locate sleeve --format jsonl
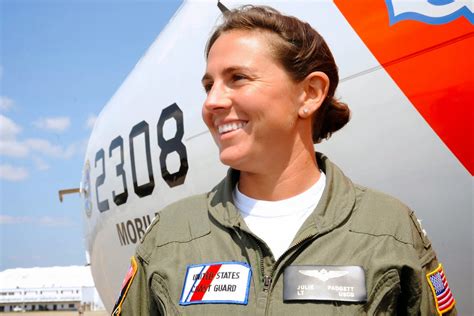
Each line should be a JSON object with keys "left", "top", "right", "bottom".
{"left": 408, "top": 211, "right": 457, "bottom": 315}
{"left": 111, "top": 256, "right": 161, "bottom": 316}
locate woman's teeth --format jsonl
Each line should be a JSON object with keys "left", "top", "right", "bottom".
{"left": 218, "top": 122, "right": 247, "bottom": 134}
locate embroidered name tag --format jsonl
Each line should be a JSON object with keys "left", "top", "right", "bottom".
{"left": 179, "top": 262, "right": 252, "bottom": 305}
{"left": 284, "top": 265, "right": 367, "bottom": 302}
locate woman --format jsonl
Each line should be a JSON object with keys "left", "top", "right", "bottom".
{"left": 113, "top": 5, "right": 455, "bottom": 315}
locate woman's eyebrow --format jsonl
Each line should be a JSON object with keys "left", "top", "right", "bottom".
{"left": 202, "top": 66, "right": 253, "bottom": 83}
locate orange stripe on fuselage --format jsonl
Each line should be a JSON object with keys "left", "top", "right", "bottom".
{"left": 334, "top": 0, "right": 473, "bottom": 175}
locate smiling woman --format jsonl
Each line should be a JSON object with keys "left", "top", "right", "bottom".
{"left": 113, "top": 5, "right": 456, "bottom": 315}
{"left": 202, "top": 30, "right": 317, "bottom": 185}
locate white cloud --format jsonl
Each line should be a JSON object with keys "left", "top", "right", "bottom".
{"left": 0, "top": 115, "right": 79, "bottom": 164}
{"left": 34, "top": 116, "right": 71, "bottom": 133}
{"left": 0, "top": 215, "right": 73, "bottom": 227}
{"left": 0, "top": 115, "right": 29, "bottom": 157}
{"left": 0, "top": 96, "right": 14, "bottom": 111}
{"left": 38, "top": 216, "right": 73, "bottom": 227}
{"left": 86, "top": 114, "right": 97, "bottom": 129}
{"left": 0, "top": 115, "right": 21, "bottom": 140}
{"left": 0, "top": 140, "right": 29, "bottom": 157}
{"left": 0, "top": 164, "right": 29, "bottom": 181}
{"left": 0, "top": 137, "right": 77, "bottom": 159}
{"left": 25, "top": 138, "right": 76, "bottom": 159}
{"left": 0, "top": 215, "right": 31, "bottom": 224}
{"left": 33, "top": 157, "right": 50, "bottom": 171}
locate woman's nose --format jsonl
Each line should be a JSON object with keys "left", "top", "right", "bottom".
{"left": 203, "top": 83, "right": 232, "bottom": 111}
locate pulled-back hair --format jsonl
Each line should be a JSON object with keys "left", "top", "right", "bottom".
{"left": 205, "top": 5, "right": 350, "bottom": 143}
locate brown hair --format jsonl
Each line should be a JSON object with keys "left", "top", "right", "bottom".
{"left": 205, "top": 5, "right": 350, "bottom": 143}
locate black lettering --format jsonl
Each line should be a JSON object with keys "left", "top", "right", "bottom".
{"left": 135, "top": 217, "right": 145, "bottom": 240}
{"left": 130, "top": 121, "right": 155, "bottom": 197}
{"left": 194, "top": 284, "right": 210, "bottom": 293}
{"left": 145, "top": 215, "right": 152, "bottom": 228}
{"left": 116, "top": 222, "right": 129, "bottom": 246}
{"left": 126, "top": 220, "right": 137, "bottom": 244}
{"left": 95, "top": 149, "right": 109, "bottom": 212}
{"left": 116, "top": 215, "right": 156, "bottom": 246}
{"left": 109, "top": 136, "right": 128, "bottom": 206}
{"left": 213, "top": 284, "right": 237, "bottom": 292}
{"left": 157, "top": 103, "right": 188, "bottom": 187}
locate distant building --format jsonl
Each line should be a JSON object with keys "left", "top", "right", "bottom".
{"left": 0, "top": 266, "right": 104, "bottom": 312}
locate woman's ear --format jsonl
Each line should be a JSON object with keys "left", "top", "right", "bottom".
{"left": 298, "top": 71, "right": 329, "bottom": 118}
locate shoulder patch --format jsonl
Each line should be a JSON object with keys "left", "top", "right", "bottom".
{"left": 112, "top": 256, "right": 138, "bottom": 316}
{"left": 409, "top": 211, "right": 431, "bottom": 249}
{"left": 426, "top": 263, "right": 455, "bottom": 315}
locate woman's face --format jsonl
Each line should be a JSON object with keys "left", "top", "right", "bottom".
{"left": 202, "top": 30, "right": 305, "bottom": 172}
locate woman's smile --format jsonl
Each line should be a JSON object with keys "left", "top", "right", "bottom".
{"left": 217, "top": 121, "right": 248, "bottom": 135}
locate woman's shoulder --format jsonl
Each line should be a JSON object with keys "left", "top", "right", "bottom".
{"left": 356, "top": 185, "right": 411, "bottom": 213}
{"left": 350, "top": 185, "right": 418, "bottom": 245}
{"left": 136, "top": 193, "right": 211, "bottom": 259}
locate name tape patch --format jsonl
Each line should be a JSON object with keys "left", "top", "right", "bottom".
{"left": 179, "top": 261, "right": 251, "bottom": 305}
{"left": 284, "top": 265, "right": 367, "bottom": 302}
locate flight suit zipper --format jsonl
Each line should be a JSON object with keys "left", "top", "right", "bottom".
{"left": 237, "top": 226, "right": 319, "bottom": 314}
{"left": 263, "top": 275, "right": 272, "bottom": 291}
{"left": 263, "top": 234, "right": 318, "bottom": 315}
{"left": 233, "top": 226, "right": 274, "bottom": 297}
{"left": 256, "top": 241, "right": 273, "bottom": 291}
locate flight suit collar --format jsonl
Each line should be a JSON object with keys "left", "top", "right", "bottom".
{"left": 293, "top": 153, "right": 357, "bottom": 241}
{"left": 207, "top": 152, "right": 356, "bottom": 240}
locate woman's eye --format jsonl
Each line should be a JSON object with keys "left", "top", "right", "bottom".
{"left": 203, "top": 83, "right": 213, "bottom": 94}
{"left": 232, "top": 74, "right": 247, "bottom": 81}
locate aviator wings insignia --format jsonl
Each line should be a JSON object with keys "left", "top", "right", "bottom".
{"left": 298, "top": 269, "right": 349, "bottom": 282}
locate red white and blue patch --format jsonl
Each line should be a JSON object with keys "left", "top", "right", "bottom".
{"left": 112, "top": 256, "right": 138, "bottom": 316}
{"left": 426, "top": 263, "right": 455, "bottom": 315}
{"left": 179, "top": 261, "right": 251, "bottom": 305}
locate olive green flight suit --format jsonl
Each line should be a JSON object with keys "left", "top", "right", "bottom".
{"left": 114, "top": 153, "right": 456, "bottom": 315}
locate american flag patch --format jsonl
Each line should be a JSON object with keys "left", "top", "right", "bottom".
{"left": 426, "top": 263, "right": 455, "bottom": 315}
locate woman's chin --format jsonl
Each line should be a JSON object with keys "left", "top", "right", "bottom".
{"left": 219, "top": 149, "right": 247, "bottom": 169}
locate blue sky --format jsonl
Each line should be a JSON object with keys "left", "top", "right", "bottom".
{"left": 0, "top": 0, "right": 183, "bottom": 270}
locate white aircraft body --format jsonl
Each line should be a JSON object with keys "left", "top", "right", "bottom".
{"left": 77, "top": 0, "right": 473, "bottom": 313}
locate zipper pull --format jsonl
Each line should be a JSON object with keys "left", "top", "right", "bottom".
{"left": 263, "top": 275, "right": 272, "bottom": 291}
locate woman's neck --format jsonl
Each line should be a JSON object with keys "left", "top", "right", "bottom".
{"left": 238, "top": 148, "right": 320, "bottom": 201}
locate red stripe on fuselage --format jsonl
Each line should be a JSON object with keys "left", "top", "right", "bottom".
{"left": 334, "top": 0, "right": 473, "bottom": 175}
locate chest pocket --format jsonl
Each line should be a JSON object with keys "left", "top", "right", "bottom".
{"left": 359, "top": 269, "right": 401, "bottom": 315}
